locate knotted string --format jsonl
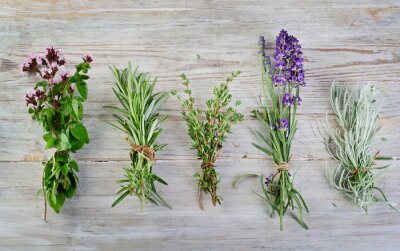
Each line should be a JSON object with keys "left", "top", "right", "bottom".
{"left": 129, "top": 142, "right": 155, "bottom": 162}
{"left": 198, "top": 161, "right": 217, "bottom": 208}
{"left": 277, "top": 162, "right": 289, "bottom": 172}
{"left": 201, "top": 161, "right": 214, "bottom": 169}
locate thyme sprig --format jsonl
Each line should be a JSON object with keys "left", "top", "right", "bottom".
{"left": 173, "top": 71, "right": 244, "bottom": 208}
{"left": 326, "top": 82, "right": 397, "bottom": 211}
{"left": 104, "top": 63, "right": 171, "bottom": 210}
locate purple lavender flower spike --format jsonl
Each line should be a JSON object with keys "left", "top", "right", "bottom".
{"left": 272, "top": 29, "right": 305, "bottom": 87}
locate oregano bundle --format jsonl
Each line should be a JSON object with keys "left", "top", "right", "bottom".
{"left": 326, "top": 82, "right": 396, "bottom": 211}
{"left": 174, "top": 71, "right": 244, "bottom": 208}
{"left": 105, "top": 63, "right": 171, "bottom": 210}
{"left": 20, "top": 47, "right": 92, "bottom": 219}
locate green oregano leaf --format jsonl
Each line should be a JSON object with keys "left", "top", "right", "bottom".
{"left": 71, "top": 123, "right": 89, "bottom": 144}
{"left": 57, "top": 133, "right": 71, "bottom": 151}
{"left": 76, "top": 82, "right": 88, "bottom": 100}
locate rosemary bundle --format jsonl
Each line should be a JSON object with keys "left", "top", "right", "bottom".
{"left": 105, "top": 63, "right": 170, "bottom": 210}
{"left": 326, "top": 82, "right": 396, "bottom": 211}
{"left": 20, "top": 47, "right": 93, "bottom": 219}
{"left": 234, "top": 30, "right": 308, "bottom": 230}
{"left": 173, "top": 71, "right": 244, "bottom": 208}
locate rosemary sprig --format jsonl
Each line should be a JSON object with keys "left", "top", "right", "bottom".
{"left": 173, "top": 71, "right": 244, "bottom": 208}
{"left": 326, "top": 82, "right": 397, "bottom": 211}
{"left": 104, "top": 63, "right": 171, "bottom": 210}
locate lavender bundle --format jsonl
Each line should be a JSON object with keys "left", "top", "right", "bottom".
{"left": 234, "top": 30, "right": 308, "bottom": 230}
{"left": 20, "top": 47, "right": 93, "bottom": 219}
{"left": 174, "top": 72, "right": 244, "bottom": 208}
{"left": 326, "top": 82, "right": 396, "bottom": 211}
{"left": 105, "top": 63, "right": 171, "bottom": 210}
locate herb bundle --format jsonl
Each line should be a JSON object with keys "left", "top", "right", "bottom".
{"left": 326, "top": 82, "right": 396, "bottom": 211}
{"left": 105, "top": 63, "right": 170, "bottom": 210}
{"left": 235, "top": 30, "right": 308, "bottom": 230}
{"left": 20, "top": 47, "right": 93, "bottom": 219}
{"left": 174, "top": 71, "right": 244, "bottom": 208}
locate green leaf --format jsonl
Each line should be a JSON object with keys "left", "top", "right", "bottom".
{"left": 61, "top": 163, "right": 69, "bottom": 176}
{"left": 43, "top": 132, "right": 52, "bottom": 142}
{"left": 112, "top": 190, "right": 130, "bottom": 207}
{"left": 69, "top": 160, "right": 79, "bottom": 172}
{"left": 71, "top": 123, "right": 89, "bottom": 144}
{"left": 232, "top": 173, "right": 259, "bottom": 189}
{"left": 76, "top": 82, "right": 88, "bottom": 100}
{"left": 71, "top": 99, "right": 79, "bottom": 119}
{"left": 57, "top": 133, "right": 71, "bottom": 151}
{"left": 45, "top": 137, "right": 56, "bottom": 149}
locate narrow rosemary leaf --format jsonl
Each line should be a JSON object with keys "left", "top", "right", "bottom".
{"left": 105, "top": 63, "right": 170, "bottom": 210}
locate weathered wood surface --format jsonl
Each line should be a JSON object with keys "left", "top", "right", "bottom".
{"left": 1, "top": 0, "right": 400, "bottom": 250}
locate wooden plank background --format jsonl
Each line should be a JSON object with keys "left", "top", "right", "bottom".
{"left": 1, "top": 0, "right": 400, "bottom": 250}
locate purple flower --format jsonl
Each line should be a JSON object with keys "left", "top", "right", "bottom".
{"left": 282, "top": 93, "right": 292, "bottom": 106}
{"left": 296, "top": 96, "right": 302, "bottom": 105}
{"left": 265, "top": 174, "right": 274, "bottom": 186}
{"left": 20, "top": 54, "right": 41, "bottom": 74}
{"left": 272, "top": 30, "right": 305, "bottom": 86}
{"left": 53, "top": 68, "right": 71, "bottom": 85}
{"left": 24, "top": 89, "right": 46, "bottom": 108}
{"left": 82, "top": 54, "right": 93, "bottom": 63}
{"left": 45, "top": 46, "right": 65, "bottom": 66}
{"left": 21, "top": 47, "right": 68, "bottom": 82}
{"left": 259, "top": 36, "right": 272, "bottom": 72}
{"left": 282, "top": 93, "right": 302, "bottom": 106}
{"left": 276, "top": 118, "right": 289, "bottom": 131}
{"left": 259, "top": 36, "right": 266, "bottom": 56}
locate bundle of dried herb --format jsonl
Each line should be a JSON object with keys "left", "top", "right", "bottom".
{"left": 326, "top": 82, "right": 396, "bottom": 211}
{"left": 21, "top": 47, "right": 92, "bottom": 219}
{"left": 105, "top": 63, "right": 171, "bottom": 210}
{"left": 234, "top": 30, "right": 308, "bottom": 230}
{"left": 173, "top": 71, "right": 244, "bottom": 208}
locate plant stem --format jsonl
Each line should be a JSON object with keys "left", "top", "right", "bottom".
{"left": 42, "top": 168, "right": 47, "bottom": 221}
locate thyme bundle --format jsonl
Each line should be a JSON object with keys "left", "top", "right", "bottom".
{"left": 174, "top": 71, "right": 244, "bottom": 208}
{"left": 234, "top": 30, "right": 308, "bottom": 230}
{"left": 20, "top": 47, "right": 93, "bottom": 219}
{"left": 326, "top": 82, "right": 396, "bottom": 211}
{"left": 105, "top": 63, "right": 171, "bottom": 210}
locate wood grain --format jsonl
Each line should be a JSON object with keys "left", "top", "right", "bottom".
{"left": 1, "top": 0, "right": 400, "bottom": 250}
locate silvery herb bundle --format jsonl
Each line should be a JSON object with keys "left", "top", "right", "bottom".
{"left": 174, "top": 71, "right": 244, "bottom": 208}
{"left": 326, "top": 82, "right": 396, "bottom": 211}
{"left": 235, "top": 30, "right": 308, "bottom": 230}
{"left": 21, "top": 47, "right": 92, "bottom": 219}
{"left": 105, "top": 63, "right": 170, "bottom": 210}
